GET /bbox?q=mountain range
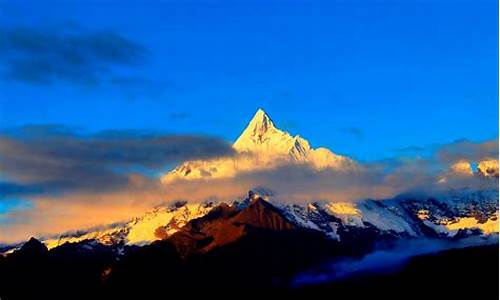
[0,109,498,298]
[1,191,498,298]
[7,109,493,251]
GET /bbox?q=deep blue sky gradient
[0,0,498,161]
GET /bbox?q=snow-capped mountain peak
[233,108,278,149]
[161,109,357,183]
[233,108,305,157]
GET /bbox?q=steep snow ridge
[275,199,418,241]
[126,201,214,245]
[41,201,215,249]
[268,188,498,240]
[43,226,128,250]
[393,188,499,237]
[278,202,341,240]
[161,109,357,183]
[325,202,363,227]
[327,201,418,236]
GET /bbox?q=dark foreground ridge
[0,198,498,299]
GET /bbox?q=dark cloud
[0,182,42,198]
[342,127,363,139]
[0,26,147,85]
[437,138,498,163]
[0,125,234,196]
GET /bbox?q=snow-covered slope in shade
[255,187,499,241]
[275,200,419,241]
[161,109,358,183]
[393,188,499,237]
[327,200,418,235]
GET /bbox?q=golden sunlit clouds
[0,158,480,244]
[2,140,499,244]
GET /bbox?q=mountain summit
[233,108,282,152]
[161,109,357,183]
[234,108,311,157]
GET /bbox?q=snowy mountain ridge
[23,187,496,252]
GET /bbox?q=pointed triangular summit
[244,108,276,138]
[252,108,272,121]
[233,108,284,151]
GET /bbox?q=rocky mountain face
[168,197,297,256]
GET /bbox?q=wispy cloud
[0,25,147,85]
[437,138,498,163]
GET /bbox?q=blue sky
[0,0,498,161]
